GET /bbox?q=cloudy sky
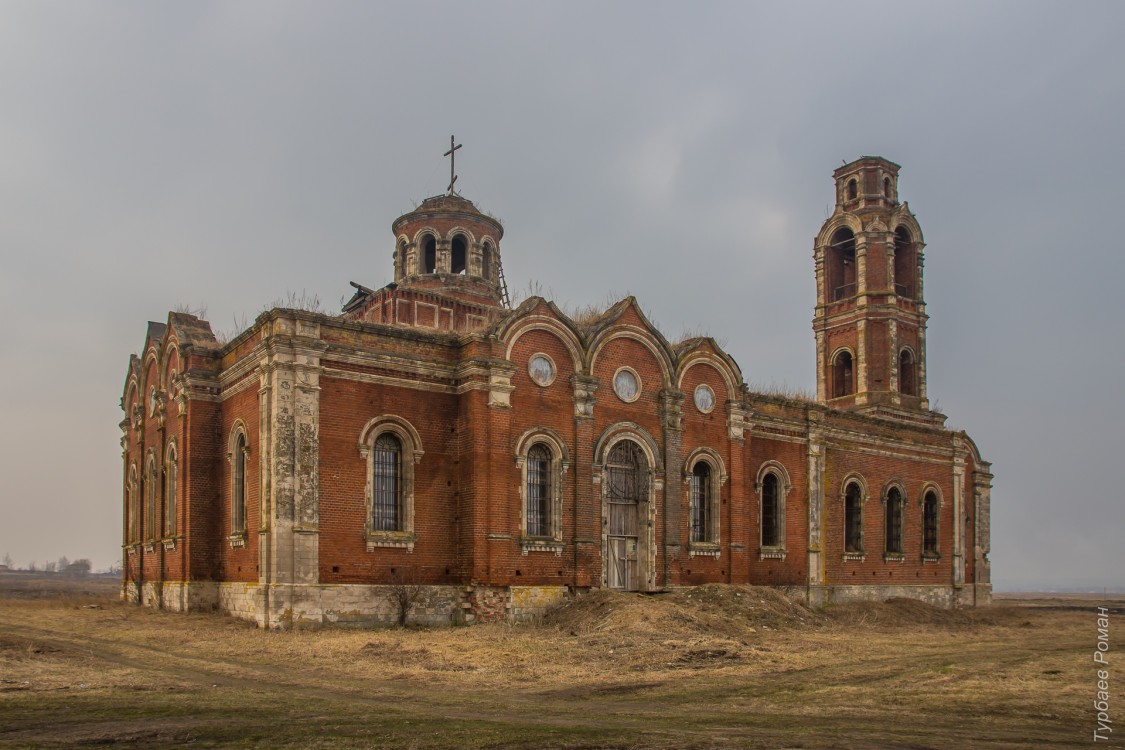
[1,2,1121,590]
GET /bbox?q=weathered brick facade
[120,157,992,628]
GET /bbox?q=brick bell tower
[812,157,936,420]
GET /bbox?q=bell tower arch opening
[827,228,857,302]
[451,234,468,275]
[422,236,437,274]
[894,226,916,299]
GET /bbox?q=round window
[528,354,556,387]
[694,384,716,413]
[613,368,640,403]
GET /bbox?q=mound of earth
[542,584,820,639]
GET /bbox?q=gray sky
[1,1,1121,590]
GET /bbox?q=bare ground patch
[0,577,1101,748]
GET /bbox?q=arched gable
[588,326,674,387]
[160,335,181,388]
[675,345,741,401]
[503,313,585,373]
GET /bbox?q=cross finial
[443,135,462,194]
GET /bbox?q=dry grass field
[0,573,1111,749]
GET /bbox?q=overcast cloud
[1,1,1121,590]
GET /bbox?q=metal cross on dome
[444,135,462,194]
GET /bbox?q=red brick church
[120,154,992,627]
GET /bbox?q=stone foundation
[803,583,974,608]
[124,580,981,628]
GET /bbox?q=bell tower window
[451,234,467,275]
[846,178,858,201]
[832,350,854,398]
[899,349,916,397]
[894,227,915,298]
[422,236,437,274]
[827,228,856,301]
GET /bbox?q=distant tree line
[0,553,109,576]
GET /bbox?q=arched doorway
[605,439,647,590]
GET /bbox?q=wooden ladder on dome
[496,254,511,309]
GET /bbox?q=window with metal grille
[372,434,401,532]
[232,433,247,533]
[762,472,780,547]
[885,487,903,554]
[923,490,939,555]
[844,482,863,553]
[145,456,157,540]
[165,447,177,537]
[128,466,139,543]
[607,441,645,536]
[690,462,711,543]
[526,444,550,536]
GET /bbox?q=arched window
[894,227,916,298]
[480,242,493,281]
[827,227,856,301]
[451,234,468,275]
[231,432,248,537]
[359,416,423,551]
[761,472,781,548]
[883,176,892,198]
[923,490,940,556]
[885,487,903,555]
[516,429,567,553]
[422,236,437,274]
[606,440,646,589]
[525,443,551,537]
[847,178,858,201]
[844,481,863,553]
[164,445,177,537]
[144,455,157,541]
[689,462,712,543]
[372,433,402,532]
[899,349,917,397]
[832,350,854,398]
[128,465,139,544]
